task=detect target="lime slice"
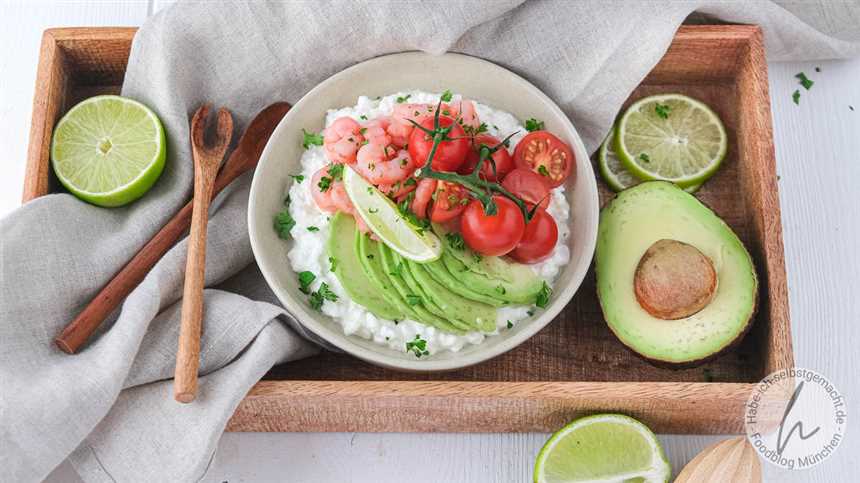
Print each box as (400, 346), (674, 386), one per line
(343, 166), (442, 263)
(534, 414), (671, 483)
(614, 94), (726, 188)
(51, 95), (166, 207)
(599, 126), (701, 193)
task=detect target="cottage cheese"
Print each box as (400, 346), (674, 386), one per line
(286, 91), (571, 356)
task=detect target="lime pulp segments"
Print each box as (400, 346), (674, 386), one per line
(614, 93), (726, 188)
(534, 414), (671, 483)
(51, 95), (166, 207)
(343, 166), (442, 263)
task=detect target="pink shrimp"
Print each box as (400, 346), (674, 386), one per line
(411, 178), (437, 219)
(449, 99), (480, 131)
(354, 143), (417, 185)
(361, 117), (393, 147)
(323, 117), (364, 164)
(388, 103), (436, 147)
(310, 165), (353, 214)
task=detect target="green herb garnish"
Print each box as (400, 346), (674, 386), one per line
(359, 114), (368, 120)
(404, 177), (417, 186)
(537, 165), (550, 177)
(405, 294), (422, 306)
(639, 153), (651, 163)
(307, 226), (319, 232)
(445, 232), (465, 251)
(274, 210), (295, 239)
(368, 207), (379, 214)
(792, 90), (801, 105)
(406, 334), (430, 358)
(525, 118), (544, 132)
(527, 308), (536, 317)
(328, 256), (338, 272)
(655, 103), (671, 119)
(795, 72), (814, 90)
(390, 262), (404, 277)
(440, 89), (453, 102)
(506, 320), (513, 329)
(298, 271), (316, 294)
(396, 94), (412, 103)
(535, 281), (552, 308)
(309, 282), (338, 310)
(496, 285), (506, 295)
(328, 163), (344, 181)
(290, 174), (305, 183)
(301, 129), (324, 149)
(463, 122), (488, 136)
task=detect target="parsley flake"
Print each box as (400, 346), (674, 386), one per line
(395, 94), (412, 103)
(359, 114), (368, 120)
(274, 210), (295, 239)
(406, 334), (430, 358)
(440, 89), (453, 102)
(405, 294), (422, 306)
(506, 320), (514, 329)
(537, 165), (550, 177)
(496, 285), (506, 295)
(308, 282), (338, 310)
(369, 207), (379, 214)
(290, 174), (305, 183)
(795, 72), (814, 90)
(525, 118), (544, 132)
(639, 153), (651, 163)
(307, 226), (319, 232)
(301, 129), (324, 149)
(390, 262), (404, 278)
(297, 271), (316, 294)
(655, 103), (671, 119)
(445, 232), (465, 251)
(328, 256), (338, 272)
(535, 281), (552, 308)
(792, 90), (801, 105)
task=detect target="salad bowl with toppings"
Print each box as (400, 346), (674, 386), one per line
(249, 52), (598, 371)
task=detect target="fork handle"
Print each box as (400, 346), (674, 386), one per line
(173, 163), (218, 403)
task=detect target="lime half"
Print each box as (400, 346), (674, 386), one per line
(534, 414), (671, 483)
(343, 166), (442, 263)
(614, 94), (726, 188)
(599, 126), (701, 193)
(51, 95), (166, 207)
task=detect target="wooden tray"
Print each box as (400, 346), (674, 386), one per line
(25, 25), (792, 434)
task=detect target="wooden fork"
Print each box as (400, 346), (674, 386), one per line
(174, 105), (233, 403)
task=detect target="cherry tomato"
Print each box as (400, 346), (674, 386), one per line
(513, 131), (574, 188)
(458, 135), (515, 181)
(460, 196), (525, 256)
(501, 168), (550, 210)
(430, 181), (469, 223)
(510, 208), (558, 264)
(408, 116), (469, 172)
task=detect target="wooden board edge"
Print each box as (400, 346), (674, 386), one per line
(44, 26), (138, 45)
(229, 381), (757, 434)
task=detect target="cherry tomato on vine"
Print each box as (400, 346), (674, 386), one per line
(457, 135), (515, 182)
(460, 195), (525, 256)
(501, 168), (551, 210)
(408, 116), (469, 172)
(510, 208), (558, 264)
(430, 181), (469, 223)
(513, 131), (574, 188)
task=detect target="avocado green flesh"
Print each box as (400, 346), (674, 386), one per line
(433, 223), (515, 283)
(356, 230), (414, 320)
(596, 181), (757, 365)
(422, 259), (507, 307)
(405, 259), (497, 333)
(441, 252), (542, 304)
(376, 243), (466, 334)
(327, 214), (402, 320)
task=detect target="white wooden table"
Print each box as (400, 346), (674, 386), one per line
(2, 2), (857, 482)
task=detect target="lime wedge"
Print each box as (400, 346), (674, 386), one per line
(599, 126), (701, 193)
(343, 166), (442, 263)
(51, 95), (166, 207)
(534, 414), (671, 483)
(614, 94), (726, 188)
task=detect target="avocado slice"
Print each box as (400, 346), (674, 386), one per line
(356, 230), (415, 321)
(386, 249), (470, 330)
(327, 213), (402, 321)
(596, 181), (758, 367)
(433, 223), (516, 283)
(406, 259), (497, 332)
(373, 239), (466, 334)
(441, 252), (543, 304)
(422, 259), (507, 307)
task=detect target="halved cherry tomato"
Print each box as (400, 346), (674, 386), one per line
(510, 208), (558, 264)
(430, 181), (469, 223)
(513, 131), (574, 188)
(408, 116), (469, 172)
(501, 168), (550, 210)
(458, 135), (515, 182)
(460, 196), (525, 256)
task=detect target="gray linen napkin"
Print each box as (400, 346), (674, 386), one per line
(1, 1), (858, 481)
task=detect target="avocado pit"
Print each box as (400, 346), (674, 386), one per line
(634, 239), (717, 320)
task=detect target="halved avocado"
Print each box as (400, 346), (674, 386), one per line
(327, 213), (402, 320)
(596, 181), (757, 367)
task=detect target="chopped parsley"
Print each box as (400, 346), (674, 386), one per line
(306, 226), (319, 232)
(274, 210), (295, 239)
(440, 89), (453, 102)
(367, 186), (374, 195)
(537, 165), (550, 177)
(792, 89), (801, 105)
(396, 192), (431, 234)
(366, 254), (374, 260)
(297, 271), (316, 294)
(359, 114), (368, 120)
(406, 334), (430, 358)
(290, 174), (305, 183)
(445, 232), (465, 251)
(535, 281), (552, 308)
(496, 285), (506, 295)
(655, 103), (671, 119)
(506, 320), (513, 329)
(405, 294), (422, 306)
(404, 177), (417, 186)
(473, 253), (483, 263)
(368, 207), (379, 214)
(639, 152), (651, 163)
(317, 163), (344, 192)
(395, 94), (412, 103)
(309, 282), (338, 311)
(527, 308), (536, 317)
(390, 262), (404, 277)
(301, 129), (324, 149)
(463, 122), (488, 136)
(317, 176), (333, 192)
(328, 256), (338, 272)
(524, 118), (544, 132)
(795, 72), (814, 90)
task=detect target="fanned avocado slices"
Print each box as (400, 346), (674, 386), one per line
(422, 259), (508, 307)
(326, 213), (402, 320)
(441, 252), (543, 304)
(405, 259), (496, 332)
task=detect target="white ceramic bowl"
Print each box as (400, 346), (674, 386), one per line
(249, 52), (599, 371)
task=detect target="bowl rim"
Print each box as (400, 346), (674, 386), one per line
(248, 51), (598, 372)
